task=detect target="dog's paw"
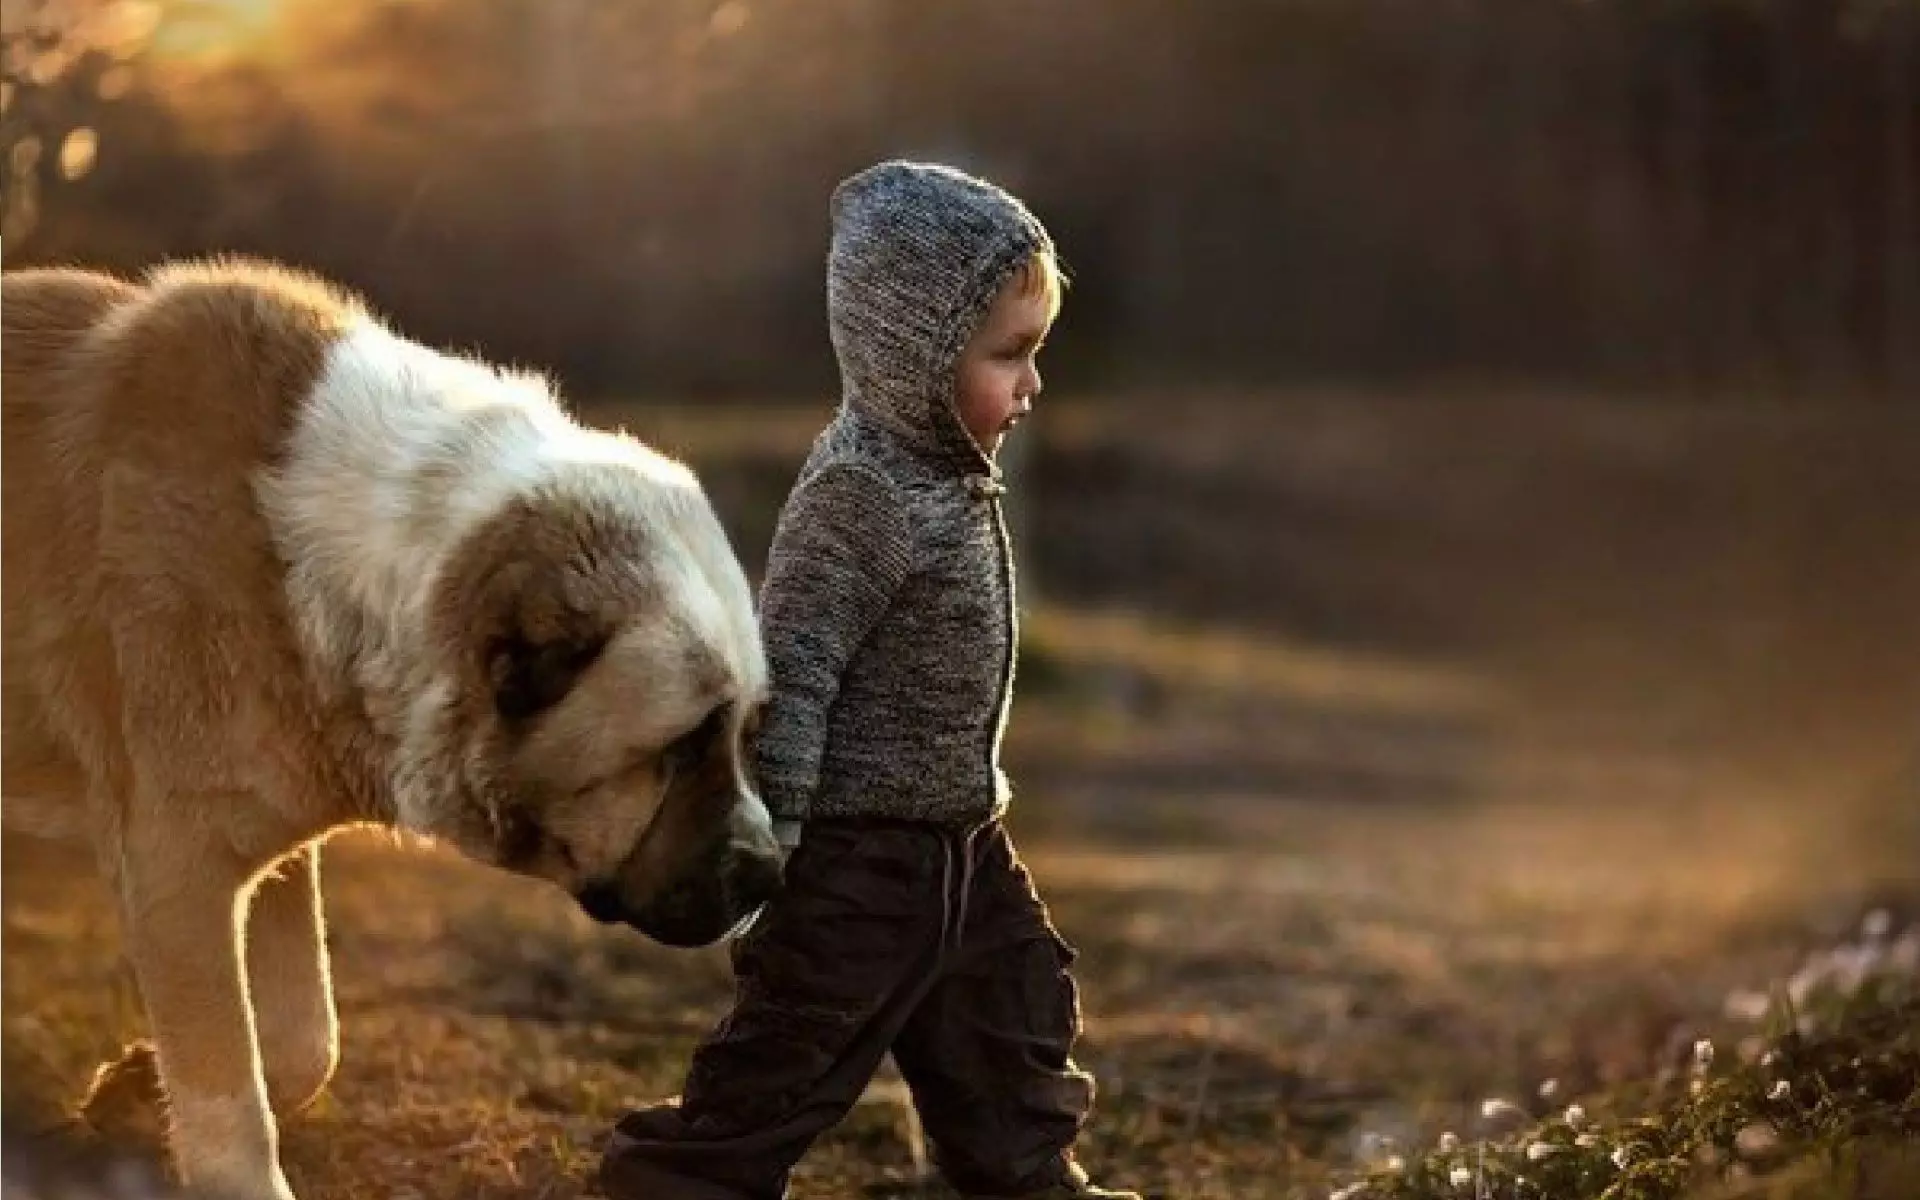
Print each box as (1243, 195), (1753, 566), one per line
(78, 1040), (168, 1151)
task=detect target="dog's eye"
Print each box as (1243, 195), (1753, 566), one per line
(693, 701), (732, 747)
(666, 702), (730, 770)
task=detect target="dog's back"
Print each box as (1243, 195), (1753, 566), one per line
(2, 266), (137, 386)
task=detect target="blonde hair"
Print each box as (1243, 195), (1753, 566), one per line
(1013, 249), (1067, 323)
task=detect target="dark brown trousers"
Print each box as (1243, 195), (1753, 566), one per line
(599, 817), (1095, 1199)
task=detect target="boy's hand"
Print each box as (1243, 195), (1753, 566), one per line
(771, 819), (804, 870)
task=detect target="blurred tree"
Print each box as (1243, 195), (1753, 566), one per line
(1877, 0), (1919, 397)
(6, 0), (1915, 399)
(1, 0), (160, 244)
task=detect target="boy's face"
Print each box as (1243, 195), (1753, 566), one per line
(954, 272), (1054, 458)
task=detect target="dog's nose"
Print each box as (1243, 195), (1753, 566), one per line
(731, 849), (784, 912)
(576, 881), (625, 925)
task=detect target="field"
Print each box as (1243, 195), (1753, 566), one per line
(5, 392), (1918, 1198)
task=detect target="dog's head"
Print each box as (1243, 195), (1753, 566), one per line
(425, 451), (780, 947)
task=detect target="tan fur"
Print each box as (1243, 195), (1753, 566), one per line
(2, 260), (777, 1200)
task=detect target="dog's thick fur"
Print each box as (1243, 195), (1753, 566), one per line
(1, 260), (780, 1199)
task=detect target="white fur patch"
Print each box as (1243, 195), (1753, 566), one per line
(253, 318), (705, 829)
(258, 320), (696, 666)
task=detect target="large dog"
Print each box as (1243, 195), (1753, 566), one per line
(1, 259), (782, 1199)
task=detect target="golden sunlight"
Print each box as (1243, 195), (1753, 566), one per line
(148, 0), (285, 61)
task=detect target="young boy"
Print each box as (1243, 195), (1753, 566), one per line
(599, 161), (1136, 1200)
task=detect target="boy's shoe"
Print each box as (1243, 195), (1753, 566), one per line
(962, 1163), (1142, 1200)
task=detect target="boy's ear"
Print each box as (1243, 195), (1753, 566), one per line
(480, 562), (610, 721)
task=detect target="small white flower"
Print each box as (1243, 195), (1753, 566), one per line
(1480, 1097), (1524, 1122)
(1537, 1077), (1560, 1101)
(1437, 1132), (1461, 1153)
(1575, 1133), (1601, 1149)
(1891, 928), (1920, 971)
(1611, 1146), (1634, 1170)
(1829, 943), (1880, 992)
(1449, 1166), (1473, 1188)
(1767, 1079), (1791, 1101)
(1526, 1142), (1560, 1161)
(1759, 1049), (1780, 1070)
(1563, 1104), (1587, 1128)
(1863, 908), (1892, 940)
(1384, 1155), (1405, 1172)
(1788, 956), (1828, 1007)
(1692, 1038), (1715, 1070)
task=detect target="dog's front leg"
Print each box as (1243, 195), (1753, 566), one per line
(115, 811), (294, 1200)
(247, 842), (339, 1116)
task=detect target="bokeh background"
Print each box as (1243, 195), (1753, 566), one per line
(4, 3), (1918, 1197)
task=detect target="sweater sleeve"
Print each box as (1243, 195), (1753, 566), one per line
(753, 463), (916, 824)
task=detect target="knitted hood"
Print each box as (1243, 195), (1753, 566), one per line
(826, 160), (1053, 480)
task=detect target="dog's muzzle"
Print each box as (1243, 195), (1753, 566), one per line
(574, 840), (784, 948)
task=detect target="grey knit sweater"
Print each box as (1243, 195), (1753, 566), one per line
(754, 161), (1055, 841)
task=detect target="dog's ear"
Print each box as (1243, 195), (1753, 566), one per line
(488, 627), (608, 721)
(483, 562), (610, 721)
